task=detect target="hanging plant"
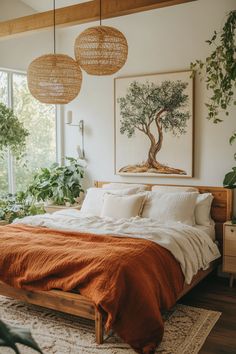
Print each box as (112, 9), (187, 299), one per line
(0, 102), (29, 160)
(190, 10), (236, 125)
(190, 10), (236, 189)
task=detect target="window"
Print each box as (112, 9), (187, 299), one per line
(0, 69), (58, 195)
(0, 71), (9, 194)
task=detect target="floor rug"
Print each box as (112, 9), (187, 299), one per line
(0, 295), (221, 354)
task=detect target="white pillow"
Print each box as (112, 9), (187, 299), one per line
(151, 185), (198, 193)
(100, 193), (146, 219)
(81, 187), (144, 216)
(142, 192), (198, 226)
(195, 193), (214, 226)
(102, 183), (148, 192)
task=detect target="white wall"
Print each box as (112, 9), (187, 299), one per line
(0, 0), (35, 21)
(0, 0), (235, 213)
(0, 0), (54, 71)
(58, 0), (236, 195)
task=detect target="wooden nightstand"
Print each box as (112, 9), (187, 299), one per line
(223, 221), (236, 287)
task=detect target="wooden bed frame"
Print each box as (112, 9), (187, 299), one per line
(0, 181), (233, 345)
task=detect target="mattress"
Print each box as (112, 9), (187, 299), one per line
(14, 210), (220, 284)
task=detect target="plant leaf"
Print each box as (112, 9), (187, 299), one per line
(229, 132), (236, 145)
(223, 167), (236, 188)
(0, 319), (43, 353)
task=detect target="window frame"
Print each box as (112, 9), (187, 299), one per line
(0, 67), (63, 194)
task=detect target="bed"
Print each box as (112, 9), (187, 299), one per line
(0, 181), (233, 352)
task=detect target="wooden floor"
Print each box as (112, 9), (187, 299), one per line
(179, 273), (236, 354)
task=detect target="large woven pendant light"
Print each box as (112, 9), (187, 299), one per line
(74, 0), (128, 76)
(27, 0), (82, 104)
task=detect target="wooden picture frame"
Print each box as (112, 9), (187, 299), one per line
(114, 70), (194, 177)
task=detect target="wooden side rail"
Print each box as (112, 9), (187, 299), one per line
(0, 281), (104, 344)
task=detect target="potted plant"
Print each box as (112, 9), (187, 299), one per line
(0, 103), (29, 160)
(0, 192), (45, 224)
(190, 10), (236, 188)
(27, 157), (84, 209)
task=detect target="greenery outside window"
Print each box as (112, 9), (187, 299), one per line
(0, 68), (61, 195)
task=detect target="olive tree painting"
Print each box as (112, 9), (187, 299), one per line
(115, 71), (193, 177)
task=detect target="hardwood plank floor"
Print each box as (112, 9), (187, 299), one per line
(179, 273), (236, 354)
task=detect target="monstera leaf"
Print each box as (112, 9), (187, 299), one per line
(0, 319), (43, 354)
(223, 167), (236, 189)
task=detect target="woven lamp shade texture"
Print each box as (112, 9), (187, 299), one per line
(27, 54), (82, 104)
(74, 26), (128, 76)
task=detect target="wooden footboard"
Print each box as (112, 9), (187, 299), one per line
(0, 281), (104, 344)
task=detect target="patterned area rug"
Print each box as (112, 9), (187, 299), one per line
(0, 295), (220, 354)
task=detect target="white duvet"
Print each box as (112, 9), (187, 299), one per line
(14, 209), (221, 284)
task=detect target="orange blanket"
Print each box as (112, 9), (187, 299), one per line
(0, 224), (184, 353)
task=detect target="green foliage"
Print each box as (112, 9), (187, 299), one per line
(190, 11), (236, 191)
(190, 10), (236, 124)
(223, 167), (236, 189)
(0, 192), (45, 223)
(0, 72), (56, 194)
(0, 102), (29, 160)
(229, 131), (236, 145)
(13, 74), (56, 192)
(0, 318), (43, 354)
(27, 157), (84, 205)
(118, 80), (190, 138)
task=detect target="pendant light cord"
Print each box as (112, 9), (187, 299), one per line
(100, 0), (102, 26)
(53, 0), (56, 54)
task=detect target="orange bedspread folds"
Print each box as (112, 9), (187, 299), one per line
(0, 224), (184, 354)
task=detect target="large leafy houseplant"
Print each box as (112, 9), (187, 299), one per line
(190, 10), (236, 188)
(27, 157), (84, 205)
(0, 103), (29, 160)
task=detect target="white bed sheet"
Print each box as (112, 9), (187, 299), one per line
(14, 209), (220, 284)
(195, 224), (215, 241)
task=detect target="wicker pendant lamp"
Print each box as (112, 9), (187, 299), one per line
(27, 0), (82, 104)
(74, 0), (128, 76)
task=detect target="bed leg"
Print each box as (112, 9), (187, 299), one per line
(95, 308), (104, 344)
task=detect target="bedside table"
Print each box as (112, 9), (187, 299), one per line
(223, 221), (236, 287)
(44, 204), (81, 214)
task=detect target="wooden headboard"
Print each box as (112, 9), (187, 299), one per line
(94, 181), (233, 248)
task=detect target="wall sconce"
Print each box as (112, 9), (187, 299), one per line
(66, 110), (85, 159)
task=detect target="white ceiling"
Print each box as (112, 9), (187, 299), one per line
(21, 0), (90, 12)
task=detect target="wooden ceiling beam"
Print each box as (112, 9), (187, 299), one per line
(0, 0), (197, 39)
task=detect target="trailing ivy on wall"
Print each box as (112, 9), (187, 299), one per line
(190, 10), (236, 127)
(190, 10), (236, 189)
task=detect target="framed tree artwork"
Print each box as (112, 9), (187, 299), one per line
(114, 70), (194, 177)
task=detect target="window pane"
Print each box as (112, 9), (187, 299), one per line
(0, 71), (9, 195)
(13, 73), (56, 192)
(0, 71), (8, 105)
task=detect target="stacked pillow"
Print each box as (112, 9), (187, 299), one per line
(147, 186), (214, 226)
(81, 183), (214, 226)
(102, 183), (148, 192)
(100, 193), (146, 219)
(142, 191), (198, 226)
(81, 186), (147, 217)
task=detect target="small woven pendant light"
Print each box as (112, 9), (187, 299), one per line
(74, 0), (128, 76)
(27, 0), (82, 104)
